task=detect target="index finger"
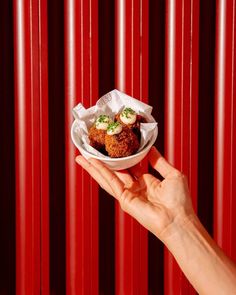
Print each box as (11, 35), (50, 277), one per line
(89, 158), (125, 199)
(148, 147), (178, 178)
(75, 156), (113, 196)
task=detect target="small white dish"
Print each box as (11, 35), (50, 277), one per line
(71, 120), (158, 170)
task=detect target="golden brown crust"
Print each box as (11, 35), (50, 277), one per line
(114, 113), (146, 139)
(89, 113), (145, 157)
(88, 125), (106, 152)
(105, 128), (140, 158)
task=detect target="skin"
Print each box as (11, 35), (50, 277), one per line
(76, 147), (236, 295)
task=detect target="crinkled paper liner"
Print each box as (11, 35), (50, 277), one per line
(72, 89), (158, 159)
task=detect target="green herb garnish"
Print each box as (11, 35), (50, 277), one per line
(95, 115), (111, 127)
(121, 107), (136, 118)
(97, 115), (109, 123)
(107, 121), (121, 133)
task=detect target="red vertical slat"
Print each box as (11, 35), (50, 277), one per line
(65, 0), (99, 293)
(115, 0), (148, 294)
(14, 0), (49, 294)
(214, 0), (236, 262)
(165, 0), (199, 293)
(39, 0), (50, 293)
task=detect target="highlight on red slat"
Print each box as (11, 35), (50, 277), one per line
(39, 0), (50, 293)
(64, 0), (99, 294)
(115, 0), (148, 294)
(164, 0), (199, 294)
(3, 0), (236, 294)
(214, 0), (236, 262)
(13, 0), (50, 294)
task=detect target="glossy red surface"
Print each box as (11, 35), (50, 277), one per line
(14, 0), (49, 294)
(165, 0), (199, 294)
(8, 0), (236, 294)
(214, 0), (236, 261)
(39, 0), (50, 293)
(64, 0), (99, 293)
(115, 0), (148, 294)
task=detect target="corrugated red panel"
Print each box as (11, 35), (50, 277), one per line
(64, 0), (99, 294)
(165, 0), (199, 293)
(1, 0), (236, 294)
(13, 0), (49, 294)
(214, 0), (236, 261)
(39, 0), (50, 293)
(115, 0), (148, 294)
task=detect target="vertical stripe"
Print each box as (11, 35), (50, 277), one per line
(64, 0), (99, 293)
(214, 0), (236, 262)
(115, 0), (148, 294)
(165, 0), (199, 294)
(14, 0), (49, 293)
(39, 0), (50, 293)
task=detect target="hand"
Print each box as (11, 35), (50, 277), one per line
(76, 147), (195, 242)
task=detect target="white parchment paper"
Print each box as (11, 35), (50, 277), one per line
(72, 89), (158, 158)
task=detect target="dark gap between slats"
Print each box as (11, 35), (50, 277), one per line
(197, 0), (215, 237)
(0, 1), (16, 294)
(148, 0), (165, 294)
(98, 0), (115, 294)
(48, 0), (66, 294)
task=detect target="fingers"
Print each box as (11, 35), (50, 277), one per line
(119, 189), (148, 217)
(75, 156), (113, 196)
(148, 147), (178, 178)
(88, 158), (125, 199)
(115, 170), (135, 188)
(75, 156), (153, 231)
(139, 173), (161, 192)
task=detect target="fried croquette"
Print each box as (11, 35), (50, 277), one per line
(88, 125), (106, 151)
(105, 123), (140, 158)
(115, 108), (146, 139)
(88, 115), (112, 153)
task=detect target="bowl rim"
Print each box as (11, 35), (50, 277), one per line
(71, 119), (158, 162)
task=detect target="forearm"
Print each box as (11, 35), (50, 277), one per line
(162, 214), (236, 295)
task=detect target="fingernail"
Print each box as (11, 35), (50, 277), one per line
(75, 156), (82, 164)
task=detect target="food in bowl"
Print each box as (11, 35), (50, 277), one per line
(88, 108), (144, 158)
(71, 89), (158, 170)
(88, 115), (112, 154)
(105, 122), (140, 158)
(115, 107), (146, 139)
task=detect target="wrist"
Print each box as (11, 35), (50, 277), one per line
(158, 209), (236, 295)
(158, 210), (199, 245)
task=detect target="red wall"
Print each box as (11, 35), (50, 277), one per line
(0, 0), (235, 294)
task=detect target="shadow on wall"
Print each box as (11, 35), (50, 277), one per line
(0, 1), (15, 294)
(48, 0), (66, 294)
(0, 0), (216, 294)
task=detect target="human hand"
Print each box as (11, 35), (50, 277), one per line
(76, 147), (195, 242)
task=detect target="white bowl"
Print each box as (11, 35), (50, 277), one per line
(71, 120), (158, 171)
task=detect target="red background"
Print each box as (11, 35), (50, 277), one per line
(0, 0), (235, 294)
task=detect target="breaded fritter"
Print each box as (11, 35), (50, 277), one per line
(115, 112), (145, 139)
(105, 127), (140, 158)
(88, 125), (106, 152)
(88, 114), (112, 154)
